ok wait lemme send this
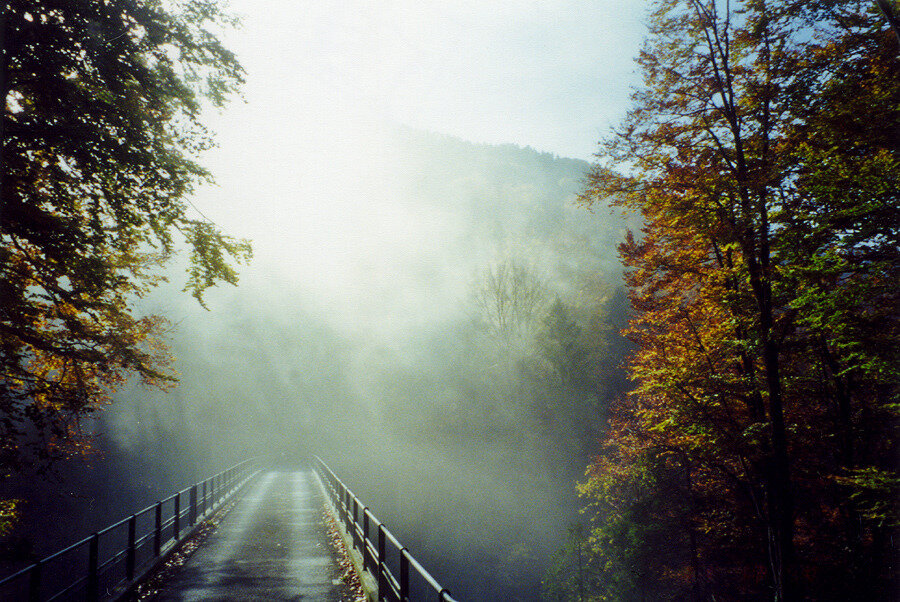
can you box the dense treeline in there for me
[1,131,634,601]
[0,0,248,481]
[564,1,899,600]
[5,1,894,601]
[128,134,633,601]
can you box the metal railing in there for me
[313,456,458,602]
[0,459,259,602]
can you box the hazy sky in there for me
[213,0,646,159]
[180,0,647,325]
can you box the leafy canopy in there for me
[576,0,899,599]
[1,0,250,472]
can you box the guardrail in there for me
[0,459,259,602]
[313,456,458,602]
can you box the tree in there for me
[540,299,589,388]
[1,0,250,474]
[579,0,898,599]
[473,258,550,350]
[542,524,599,602]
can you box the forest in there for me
[1,128,634,600]
[1,0,898,601]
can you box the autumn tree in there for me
[579,0,898,599]
[1,0,250,474]
[473,258,550,349]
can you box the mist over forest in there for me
[3,1,897,600]
[2,129,635,600]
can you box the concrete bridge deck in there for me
[149,470,358,601]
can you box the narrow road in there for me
[152,470,356,601]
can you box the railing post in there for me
[190,485,197,526]
[362,509,370,572]
[87,533,99,602]
[352,499,360,550]
[400,547,410,601]
[337,485,344,522]
[378,524,387,601]
[127,514,136,580]
[344,490,352,534]
[27,560,40,602]
[174,494,181,540]
[154,501,162,556]
[0,460,261,602]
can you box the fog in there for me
[2,2,648,598]
[8,129,630,600]
[1,128,635,600]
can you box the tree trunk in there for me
[763,339,796,601]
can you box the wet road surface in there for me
[153,470,354,601]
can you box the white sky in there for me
[213,0,645,161]
[182,0,647,326]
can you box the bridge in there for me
[0,458,458,602]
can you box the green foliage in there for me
[834,467,900,528]
[577,0,899,599]
[0,499,19,538]
[472,258,550,350]
[183,220,252,307]
[540,299,587,387]
[53,132,633,602]
[1,0,248,473]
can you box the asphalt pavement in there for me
[151,470,356,601]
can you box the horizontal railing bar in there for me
[383,528,403,551]
[33,533,93,564]
[98,515,132,535]
[313,456,458,602]
[315,460,407,549]
[363,507,381,528]
[0,565,30,588]
[99,548,127,572]
[408,554,445,593]
[118,465,245,523]
[0,458,258,601]
[136,532,155,547]
[383,569,401,600]
[384,567,400,589]
[46,573,87,602]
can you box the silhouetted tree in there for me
[1,0,249,475]
[579,0,899,599]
